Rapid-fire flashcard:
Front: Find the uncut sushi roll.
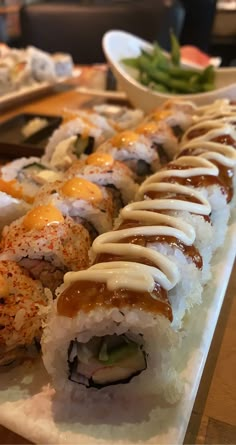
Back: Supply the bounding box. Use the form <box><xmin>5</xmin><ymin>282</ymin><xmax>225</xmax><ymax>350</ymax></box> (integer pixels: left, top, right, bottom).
<box><xmin>66</xmin><ymin>152</ymin><xmax>138</xmax><ymax>206</ymax></box>
<box><xmin>42</xmin><ymin>260</ymin><xmax>182</xmax><ymax>404</ymax></box>
<box><xmin>0</xmin><ymin>205</ymin><xmax>90</xmax><ymax>293</ymax></box>
<box><xmin>34</xmin><ymin>177</ymin><xmax>115</xmax><ymax>236</ymax></box>
<box><xmin>96</xmin><ymin>130</ymin><xmax>160</xmax><ymax>180</ymax></box>
<box><xmin>42</xmin><ymin>116</ymin><xmax>109</xmax><ymax>169</ymax></box>
<box><xmin>0</xmin><ymin>260</ymin><xmax>49</xmax><ymax>369</ymax></box>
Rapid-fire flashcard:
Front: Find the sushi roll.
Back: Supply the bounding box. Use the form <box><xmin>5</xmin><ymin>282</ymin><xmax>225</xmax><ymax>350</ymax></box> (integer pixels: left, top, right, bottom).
<box><xmin>93</xmin><ymin>104</ymin><xmax>144</xmax><ymax>131</ymax></box>
<box><xmin>136</xmin><ymin>180</ymin><xmax>213</xmax><ymax>285</ymax></box>
<box><xmin>66</xmin><ymin>152</ymin><xmax>138</xmax><ymax>206</ymax></box>
<box><xmin>33</xmin><ymin>177</ymin><xmax>115</xmax><ymax>236</ymax></box>
<box><xmin>70</xmin><ymin>109</ymin><xmax>117</xmax><ymax>140</ymax></box>
<box><xmin>96</xmin><ymin>130</ymin><xmax>160</xmax><ymax>180</ymax></box>
<box><xmin>135</xmin><ymin>120</ymin><xmax>178</xmax><ymax>163</ymax></box>
<box><xmin>42</xmin><ymin>258</ymin><xmax>182</xmax><ymax>404</ymax></box>
<box><xmin>0</xmin><ymin>205</ymin><xmax>90</xmax><ymax>294</ymax></box>
<box><xmin>0</xmin><ymin>260</ymin><xmax>49</xmax><ymax>369</ymax></box>
<box><xmin>52</xmin><ymin>53</ymin><xmax>74</xmax><ymax>78</ymax></box>
<box><xmin>0</xmin><ymin>157</ymin><xmax>63</xmax><ymax>230</ymax></box>
<box><xmin>27</xmin><ymin>46</ymin><xmax>57</xmax><ymax>83</ymax></box>
<box><xmin>143</xmin><ymin>155</ymin><xmax>231</xmax><ymax>251</ymax></box>
<box><xmin>181</xmin><ymin>118</ymin><xmax>236</xmax><ymax>148</ymax></box>
<box><xmin>0</xmin><ymin>156</ymin><xmax>41</xmax><ymax>203</ymax></box>
<box><xmin>94</xmin><ymin>197</ymin><xmax>204</xmax><ymax>329</ymax></box>
<box><xmin>42</xmin><ymin>116</ymin><xmax>110</xmax><ymax>170</ymax></box>
<box><xmin>146</xmin><ymin>100</ymin><xmax>196</xmax><ymax>139</ymax></box>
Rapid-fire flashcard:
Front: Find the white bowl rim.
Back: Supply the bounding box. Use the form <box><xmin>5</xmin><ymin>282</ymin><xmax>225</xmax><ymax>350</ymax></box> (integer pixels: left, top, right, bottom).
<box><xmin>102</xmin><ymin>29</ymin><xmax>236</xmax><ymax>101</ymax></box>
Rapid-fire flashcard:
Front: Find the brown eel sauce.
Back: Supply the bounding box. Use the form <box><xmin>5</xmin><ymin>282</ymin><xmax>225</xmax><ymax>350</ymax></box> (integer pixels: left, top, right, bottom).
<box><xmin>57</xmin><ymin>280</ymin><xmax>172</xmax><ymax>321</ymax></box>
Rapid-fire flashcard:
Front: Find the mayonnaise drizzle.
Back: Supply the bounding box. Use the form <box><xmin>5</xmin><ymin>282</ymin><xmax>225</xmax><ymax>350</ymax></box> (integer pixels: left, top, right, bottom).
<box><xmin>60</xmin><ymin>102</ymin><xmax>236</xmax><ymax>299</ymax></box>
<box><xmin>182</xmin><ymin>119</ymin><xmax>236</xmax><ymax>148</ymax></box>
<box><xmin>63</xmin><ymin>156</ymin><xmax>219</xmax><ymax>295</ymax></box>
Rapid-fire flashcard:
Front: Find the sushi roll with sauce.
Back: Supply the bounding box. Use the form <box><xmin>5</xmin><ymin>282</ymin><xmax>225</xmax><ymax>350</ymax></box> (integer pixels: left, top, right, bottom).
<box><xmin>144</xmin><ymin>156</ymin><xmax>232</xmax><ymax>251</ymax></box>
<box><xmin>42</xmin><ymin>117</ymin><xmax>109</xmax><ymax>170</ymax></box>
<box><xmin>0</xmin><ymin>157</ymin><xmax>63</xmax><ymax>230</ymax></box>
<box><xmin>66</xmin><ymin>152</ymin><xmax>138</xmax><ymax>206</ymax></box>
<box><xmin>0</xmin><ymin>205</ymin><xmax>90</xmax><ymax>294</ymax></box>
<box><xmin>93</xmin><ymin>194</ymin><xmax>203</xmax><ymax>329</ymax></box>
<box><xmin>135</xmin><ymin>120</ymin><xmax>178</xmax><ymax>164</ymax></box>
<box><xmin>42</xmin><ymin>259</ymin><xmax>182</xmax><ymax>404</ymax></box>
<box><xmin>0</xmin><ymin>156</ymin><xmax>40</xmax><ymax>202</ymax></box>
<box><xmin>181</xmin><ymin>119</ymin><xmax>236</xmax><ymax>149</ymax></box>
<box><xmin>0</xmin><ymin>261</ymin><xmax>49</xmax><ymax>369</ymax></box>
<box><xmin>70</xmin><ymin>110</ymin><xmax>117</xmax><ymax>139</ymax></box>
<box><xmin>93</xmin><ymin>104</ymin><xmax>144</xmax><ymax>131</ymax></box>
<box><xmin>179</xmin><ymin>114</ymin><xmax>236</xmax><ymax>208</ymax></box>
<box><xmin>146</xmin><ymin>100</ymin><xmax>196</xmax><ymax>139</ymax></box>
<box><xmin>96</xmin><ymin>130</ymin><xmax>160</xmax><ymax>181</ymax></box>
<box><xmin>33</xmin><ymin>177</ymin><xmax>115</xmax><ymax>237</ymax></box>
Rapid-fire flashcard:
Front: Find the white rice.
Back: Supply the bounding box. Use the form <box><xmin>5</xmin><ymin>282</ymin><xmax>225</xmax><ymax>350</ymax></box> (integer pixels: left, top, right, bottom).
<box><xmin>42</xmin><ymin>302</ymin><xmax>182</xmax><ymax>404</ymax></box>
<box><xmin>148</xmin><ymin>242</ymin><xmax>203</xmax><ymax>330</ymax></box>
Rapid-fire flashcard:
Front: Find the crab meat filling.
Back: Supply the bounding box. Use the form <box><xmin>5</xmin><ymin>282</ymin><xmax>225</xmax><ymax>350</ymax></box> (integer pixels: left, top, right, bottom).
<box><xmin>68</xmin><ymin>334</ymin><xmax>147</xmax><ymax>388</ymax></box>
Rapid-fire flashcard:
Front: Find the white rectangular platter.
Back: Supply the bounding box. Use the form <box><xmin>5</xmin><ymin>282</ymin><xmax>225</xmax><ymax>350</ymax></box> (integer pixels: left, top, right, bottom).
<box><xmin>0</xmin><ymin>210</ymin><xmax>235</xmax><ymax>445</ymax></box>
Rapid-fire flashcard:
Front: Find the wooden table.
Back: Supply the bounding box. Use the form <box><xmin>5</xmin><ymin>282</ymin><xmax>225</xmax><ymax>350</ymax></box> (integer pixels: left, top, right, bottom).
<box><xmin>0</xmin><ymin>72</ymin><xmax>235</xmax><ymax>444</ymax></box>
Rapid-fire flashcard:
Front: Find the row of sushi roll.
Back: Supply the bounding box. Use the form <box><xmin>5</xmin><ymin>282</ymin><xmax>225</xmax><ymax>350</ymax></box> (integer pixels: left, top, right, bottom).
<box><xmin>0</xmin><ymin>98</ymin><xmax>235</xmax><ymax>402</ymax></box>
<box><xmin>40</xmin><ymin>99</ymin><xmax>236</xmax><ymax>404</ymax></box>
<box><xmin>0</xmin><ymin>43</ymin><xmax>74</xmax><ymax>95</ymax></box>
<box><xmin>0</xmin><ymin>103</ymin><xmax>183</xmax><ymax>370</ymax></box>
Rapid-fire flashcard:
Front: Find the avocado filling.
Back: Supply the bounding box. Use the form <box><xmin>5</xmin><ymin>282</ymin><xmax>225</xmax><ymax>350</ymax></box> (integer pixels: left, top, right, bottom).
<box><xmin>67</xmin><ymin>334</ymin><xmax>147</xmax><ymax>388</ymax></box>
<box><xmin>73</xmin><ymin>134</ymin><xmax>95</xmax><ymax>157</ymax></box>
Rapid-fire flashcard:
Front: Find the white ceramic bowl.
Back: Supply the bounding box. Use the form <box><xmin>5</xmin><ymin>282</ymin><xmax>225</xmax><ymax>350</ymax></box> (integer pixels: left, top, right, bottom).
<box><xmin>102</xmin><ymin>30</ymin><xmax>236</xmax><ymax>112</ymax></box>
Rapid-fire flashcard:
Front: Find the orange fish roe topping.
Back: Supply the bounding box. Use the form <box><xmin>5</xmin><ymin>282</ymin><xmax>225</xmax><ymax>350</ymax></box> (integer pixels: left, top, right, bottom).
<box><xmin>111</xmin><ymin>130</ymin><xmax>139</xmax><ymax>147</ymax></box>
<box><xmin>151</xmin><ymin>109</ymin><xmax>171</xmax><ymax>121</ymax></box>
<box><xmin>0</xmin><ymin>178</ymin><xmax>23</xmax><ymax>200</ymax></box>
<box><xmin>86</xmin><ymin>153</ymin><xmax>114</xmax><ymax>168</ymax></box>
<box><xmin>61</xmin><ymin>177</ymin><xmax>103</xmax><ymax>202</ymax></box>
<box><xmin>23</xmin><ymin>205</ymin><xmax>64</xmax><ymax>231</ymax></box>
<box><xmin>0</xmin><ymin>274</ymin><xmax>9</xmax><ymax>297</ymax></box>
<box><xmin>136</xmin><ymin>121</ymin><xmax>159</xmax><ymax>135</ymax></box>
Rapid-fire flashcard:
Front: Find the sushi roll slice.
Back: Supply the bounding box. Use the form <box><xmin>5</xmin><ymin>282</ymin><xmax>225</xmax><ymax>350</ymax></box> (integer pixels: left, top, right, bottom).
<box><xmin>136</xmin><ymin>181</ymin><xmax>213</xmax><ymax>285</ymax></box>
<box><xmin>0</xmin><ymin>156</ymin><xmax>41</xmax><ymax>203</ymax></box>
<box><xmin>66</xmin><ymin>152</ymin><xmax>138</xmax><ymax>206</ymax></box>
<box><xmin>135</xmin><ymin>120</ymin><xmax>178</xmax><ymax>163</ymax></box>
<box><xmin>146</xmin><ymin>100</ymin><xmax>196</xmax><ymax>139</ymax></box>
<box><xmin>93</xmin><ymin>104</ymin><xmax>144</xmax><ymax>131</ymax></box>
<box><xmin>34</xmin><ymin>177</ymin><xmax>116</xmax><ymax>236</ymax></box>
<box><xmin>93</xmin><ymin>195</ymin><xmax>203</xmax><ymax>329</ymax></box>
<box><xmin>96</xmin><ymin>130</ymin><xmax>160</xmax><ymax>180</ymax></box>
<box><xmin>0</xmin><ymin>260</ymin><xmax>49</xmax><ymax>369</ymax></box>
<box><xmin>181</xmin><ymin>118</ymin><xmax>236</xmax><ymax>148</ymax></box>
<box><xmin>52</xmin><ymin>53</ymin><xmax>74</xmax><ymax>78</ymax></box>
<box><xmin>0</xmin><ymin>205</ymin><xmax>90</xmax><ymax>294</ymax></box>
<box><xmin>27</xmin><ymin>46</ymin><xmax>57</xmax><ymax>83</ymax></box>
<box><xmin>42</xmin><ymin>116</ymin><xmax>109</xmax><ymax>170</ymax></box>
<box><xmin>42</xmin><ymin>259</ymin><xmax>182</xmax><ymax>404</ymax></box>
<box><xmin>143</xmin><ymin>156</ymin><xmax>231</xmax><ymax>251</ymax></box>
